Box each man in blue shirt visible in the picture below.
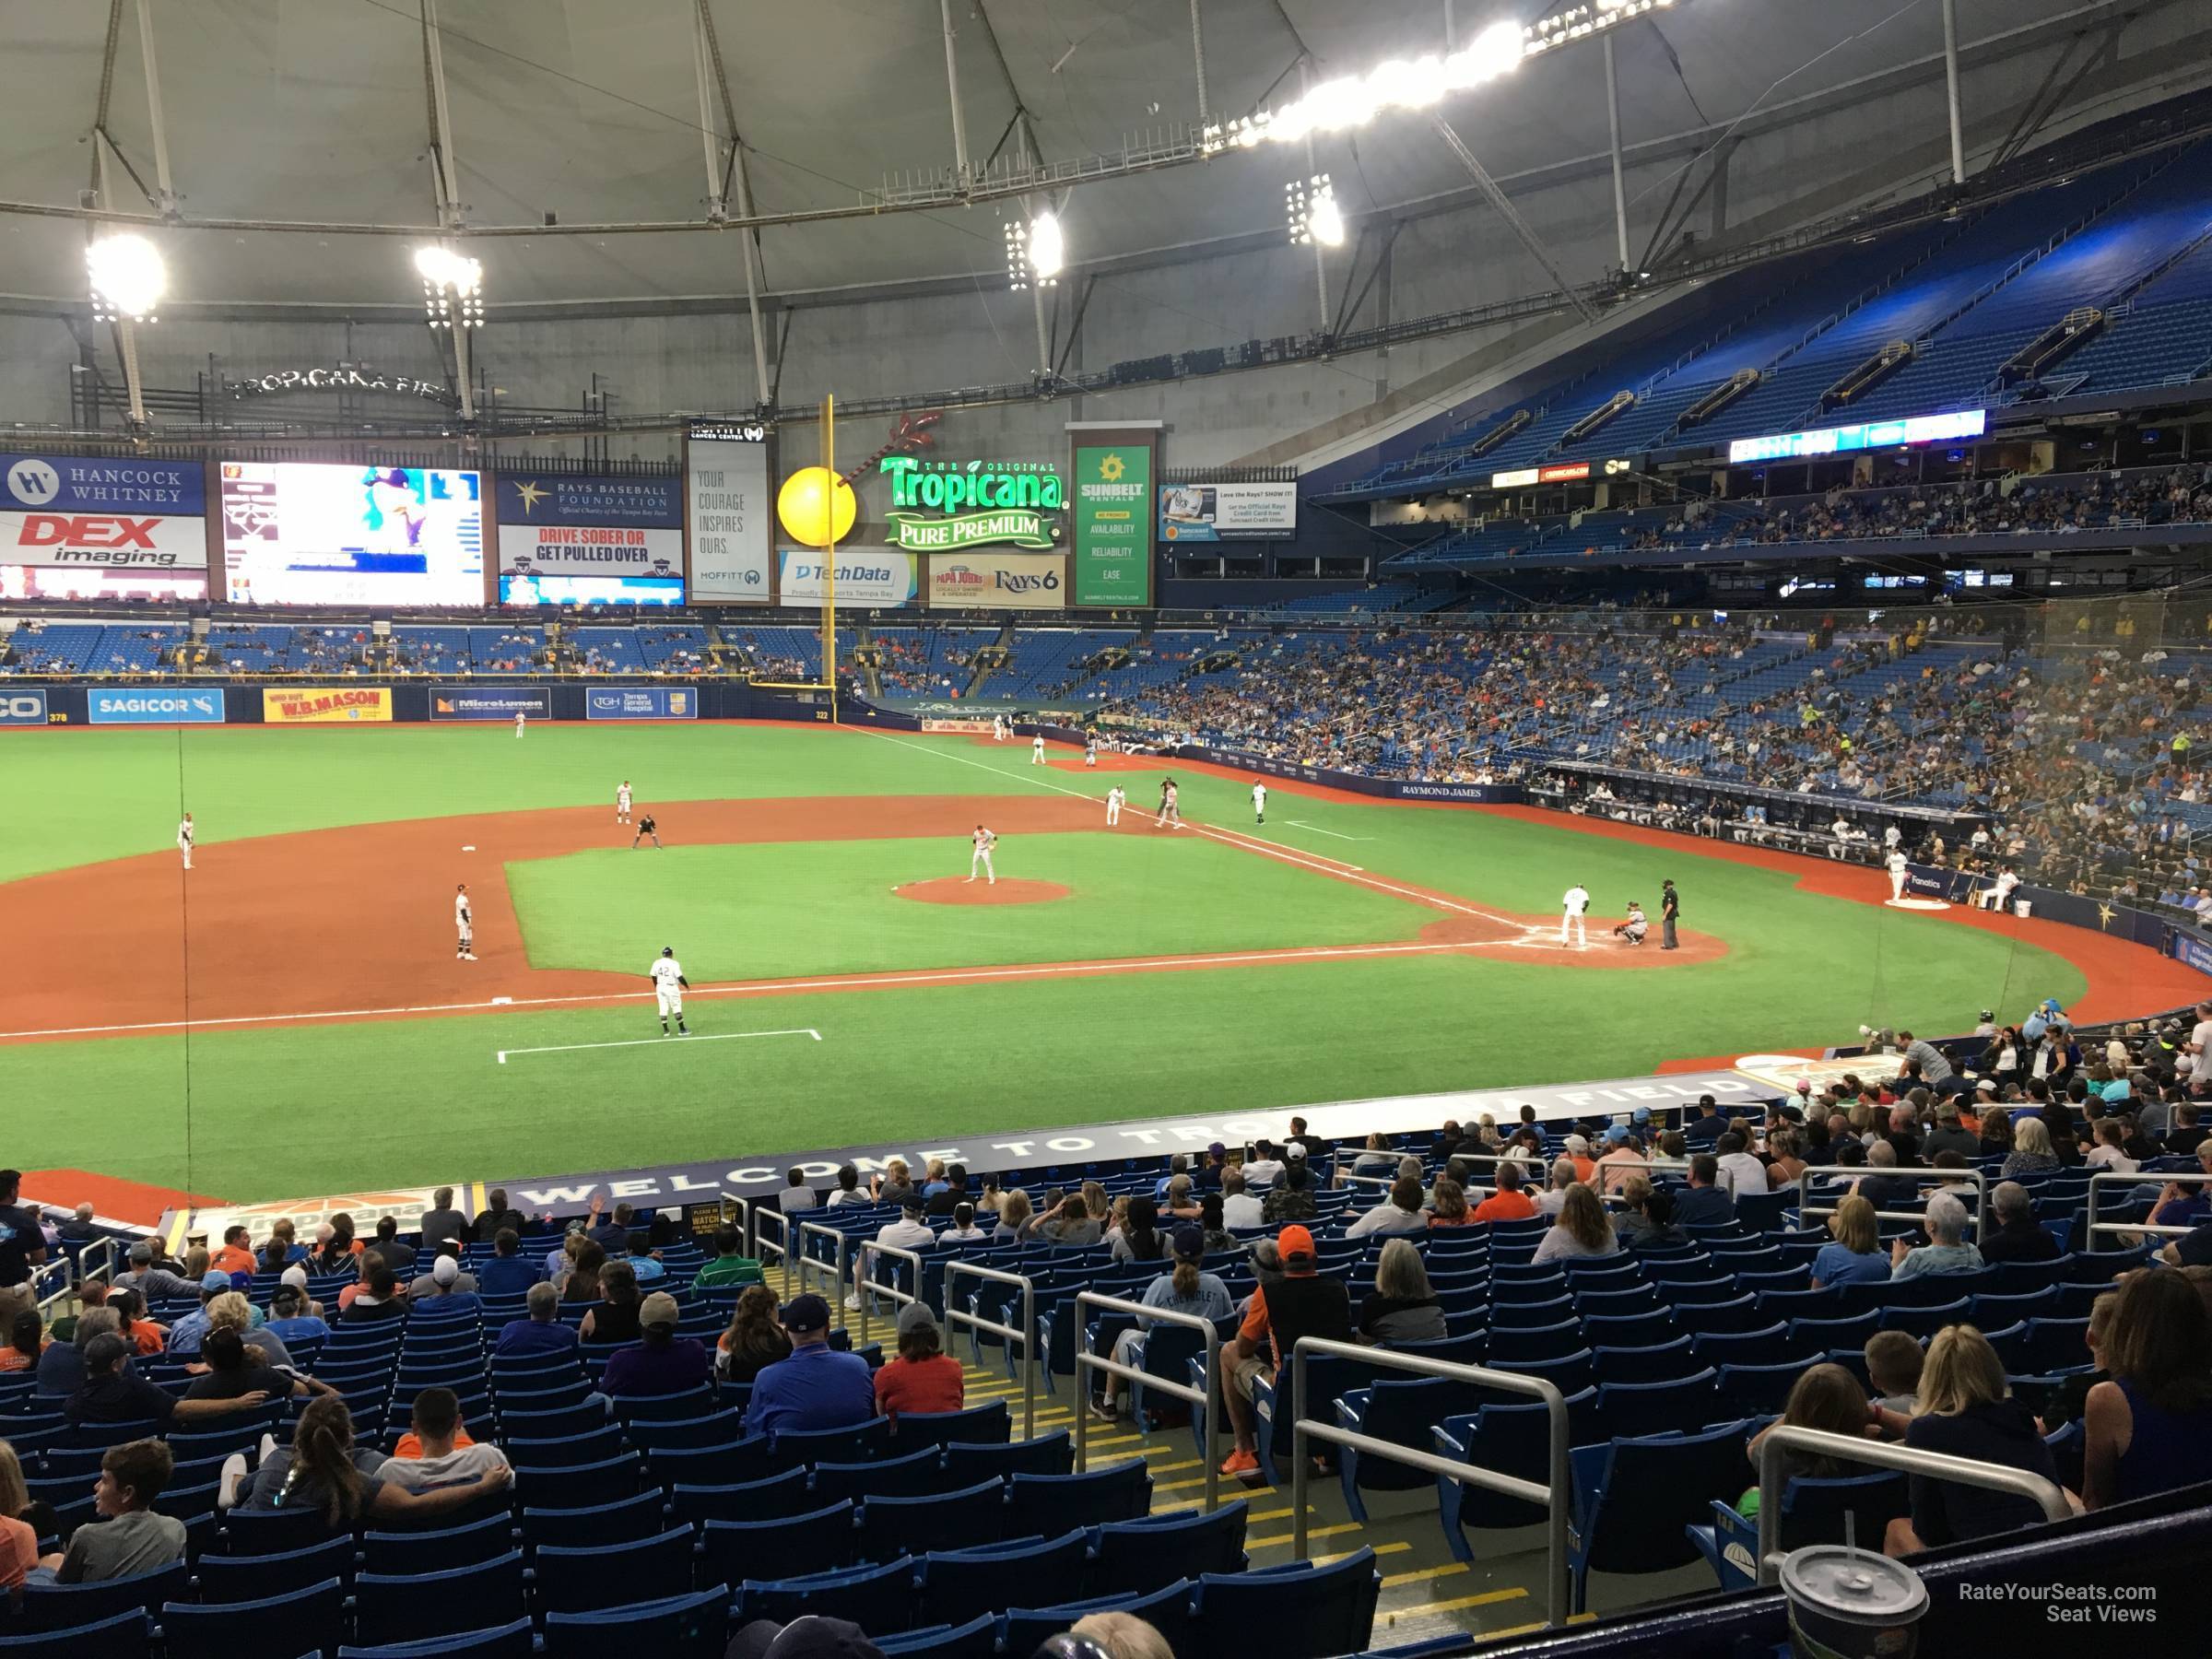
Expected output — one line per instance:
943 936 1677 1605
495 1282 580 1358
477 1230 543 1298
162 1272 236 1357
1682 1096 1726 1150
1674 1155 1736 1228
742 1294 875 1438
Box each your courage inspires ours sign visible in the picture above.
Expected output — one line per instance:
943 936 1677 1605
881 455 1062 552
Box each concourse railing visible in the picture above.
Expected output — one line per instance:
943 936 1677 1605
1288 1338 1571 1629
1795 1164 1987 1237
795 1219 857 1313
851 1240 926 1347
2082 1167 2209 1249
1753 1425 2071 1583
943 1260 1040 1441
1074 1290 1224 1515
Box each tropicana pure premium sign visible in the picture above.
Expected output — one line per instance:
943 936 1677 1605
880 455 1063 552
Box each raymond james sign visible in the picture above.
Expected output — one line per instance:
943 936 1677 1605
229 367 458 406
881 455 1063 552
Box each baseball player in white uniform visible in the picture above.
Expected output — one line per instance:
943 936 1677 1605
1252 782 1268 824
454 884 476 960
514 710 526 739
176 812 194 871
1883 825 1901 853
1085 733 1099 769
651 947 689 1036
1886 849 1911 901
1978 865 2022 912
1560 883 1590 948
992 714 1007 743
1106 785 1125 826
1031 734 1046 766
1156 780 1180 829
968 825 997 885
616 781 632 825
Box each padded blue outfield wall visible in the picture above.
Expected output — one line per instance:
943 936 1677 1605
1904 863 2212 980
6 679 924 728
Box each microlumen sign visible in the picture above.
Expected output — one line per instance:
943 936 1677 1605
880 455 1064 552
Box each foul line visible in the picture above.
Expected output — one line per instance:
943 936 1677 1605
1283 819 1371 842
498 1027 822 1063
855 728 1525 928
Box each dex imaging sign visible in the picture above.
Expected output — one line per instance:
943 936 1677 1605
88 688 225 726
1 452 208 571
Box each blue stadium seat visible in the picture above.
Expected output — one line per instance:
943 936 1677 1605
944 1431 1072 1482
700 1500 859 1586
1568 1421 1755 1611
218 1507 338 1557
1688 1471 1909 1592
1191 1549 1382 1657
337 1618 536 1659
355 1553 525 1647
359 1512 512 1575
1005 1460 1151 1536
1718 1360 1816 1416
535 1527 698 1616
1593 1336 1705 1384
18 1561 188 1631
1000 1580 1195 1656
159 1577 346 1659
893 1401 1009 1450
916 1528 1091 1627
194 1535 356 1599
1878 1297 1973 1339
768 1418 892 1470
0 1612 147 1659
1432 1392 1601 1561
815 1445 948 1505
542 1585 730 1659
1594 1371 1721 1438
519 1488 668 1547
1088 1499 1251 1597
512 1452 641 1509
859 1477 1008 1559
873 1614 1000 1659
733 1556 916 1636
1336 1378 1494 1516
669 1466 818 1526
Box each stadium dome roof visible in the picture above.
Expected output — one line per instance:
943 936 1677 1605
0 0 2195 313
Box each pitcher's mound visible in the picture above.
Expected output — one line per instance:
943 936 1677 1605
896 877 1071 906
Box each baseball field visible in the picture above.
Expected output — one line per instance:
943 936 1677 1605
0 719 2174 1206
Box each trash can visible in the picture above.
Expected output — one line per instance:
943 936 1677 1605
2014 900 2033 918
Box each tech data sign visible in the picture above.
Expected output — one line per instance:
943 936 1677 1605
880 456 1063 553
0 453 208 570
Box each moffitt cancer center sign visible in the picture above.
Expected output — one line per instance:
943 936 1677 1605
880 456 1063 552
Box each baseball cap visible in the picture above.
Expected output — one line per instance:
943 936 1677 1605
901 1193 925 1215
1603 1125 1630 1146
1566 1134 1591 1155
1206 1141 1226 1156
432 1255 459 1286
1285 1142 1308 1160
127 1241 152 1264
1276 1224 1316 1265
783 1293 831 1335
1171 1224 1206 1260
281 1263 309 1290
724 1616 886 1659
896 1301 939 1339
1631 1106 1653 1125
1975 1077 1999 1095
640 1291 680 1329
201 1270 231 1293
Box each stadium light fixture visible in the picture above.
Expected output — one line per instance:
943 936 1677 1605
1287 175 1346 247
87 233 165 323
1004 207 1064 290
415 243 484 328
1204 3 1671 150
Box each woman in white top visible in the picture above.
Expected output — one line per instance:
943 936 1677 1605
2083 1119 2140 1174
1531 1183 1621 1265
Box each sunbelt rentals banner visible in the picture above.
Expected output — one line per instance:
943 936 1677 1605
263 686 394 724
777 549 916 606
924 552 1066 611
1072 442 1152 606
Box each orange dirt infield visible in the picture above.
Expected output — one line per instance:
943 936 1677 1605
896 877 1071 905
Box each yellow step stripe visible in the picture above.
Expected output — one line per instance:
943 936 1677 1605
1248 1522 1366 1548
1388 1586 1529 1618
1148 1460 1201 1475
1314 1542 1411 1567
1382 1560 1469 1590
1247 1505 1318 1524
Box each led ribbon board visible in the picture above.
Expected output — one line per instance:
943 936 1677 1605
1728 409 1987 465
880 456 1064 552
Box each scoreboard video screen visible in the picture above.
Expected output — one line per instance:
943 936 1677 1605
219 462 483 606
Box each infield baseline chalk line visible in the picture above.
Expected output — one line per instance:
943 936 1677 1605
498 1028 822 1064
1283 819 1371 842
855 729 1526 929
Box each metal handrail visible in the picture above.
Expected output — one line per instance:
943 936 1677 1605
1795 1164 1987 1236
712 1192 752 1258
944 1260 1039 1441
1289 1337 1571 1629
31 1258 73 1324
1074 1289 1223 1515
2083 1167 2209 1245
751 1206 794 1277
853 1240 925 1347
82 1236 119 1289
1754 1424 2071 1583
796 1220 855 1316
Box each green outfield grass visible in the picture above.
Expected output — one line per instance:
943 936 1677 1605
0 722 2091 1200
506 832 1437 980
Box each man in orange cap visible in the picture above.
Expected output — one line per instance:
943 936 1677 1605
1217 1223 1352 1478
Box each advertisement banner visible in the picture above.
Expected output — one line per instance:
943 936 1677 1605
1072 443 1152 606
219 463 481 606
262 686 393 724
0 565 207 603
0 510 209 571
496 473 680 530
776 549 917 607
1158 480 1298 542
1 453 206 514
429 687 552 723
924 552 1066 611
686 431 772 603
497 524 685 581
921 718 994 734
88 688 226 726
2174 931 2212 978
586 687 699 721
0 689 49 727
